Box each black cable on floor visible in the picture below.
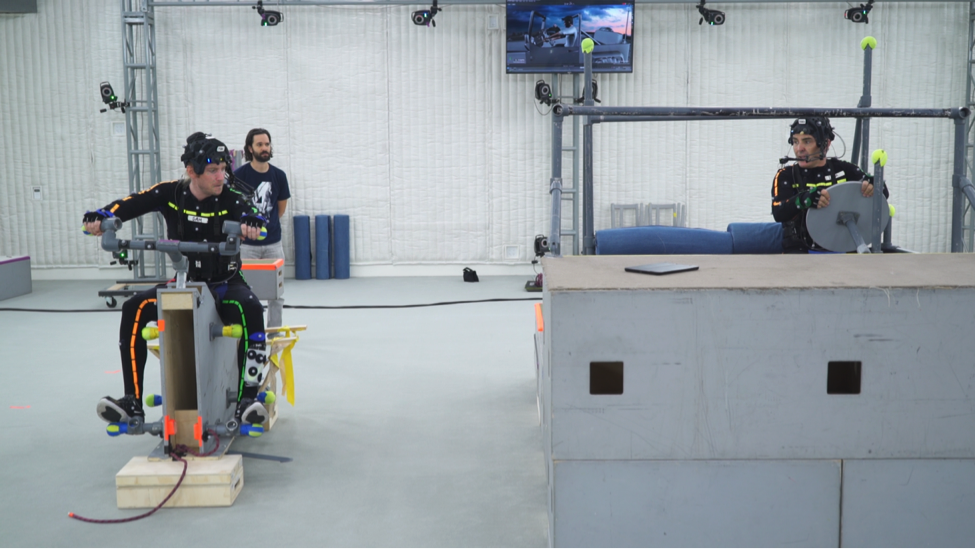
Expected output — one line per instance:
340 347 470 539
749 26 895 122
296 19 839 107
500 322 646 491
0 297 542 314
284 297 542 310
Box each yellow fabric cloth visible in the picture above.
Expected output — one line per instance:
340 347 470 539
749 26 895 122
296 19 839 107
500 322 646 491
269 328 299 406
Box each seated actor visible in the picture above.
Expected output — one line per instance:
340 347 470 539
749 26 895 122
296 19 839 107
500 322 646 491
83 132 271 427
771 116 888 252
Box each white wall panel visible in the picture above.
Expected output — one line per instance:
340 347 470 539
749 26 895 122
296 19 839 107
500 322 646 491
0 1 127 268
0 1 968 269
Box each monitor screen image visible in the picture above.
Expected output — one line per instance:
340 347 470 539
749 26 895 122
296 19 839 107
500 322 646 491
506 0 634 74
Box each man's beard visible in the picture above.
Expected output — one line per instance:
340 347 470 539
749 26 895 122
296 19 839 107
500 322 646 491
256 151 272 162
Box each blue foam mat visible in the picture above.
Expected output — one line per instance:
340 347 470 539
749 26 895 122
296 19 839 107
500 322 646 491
596 226 734 255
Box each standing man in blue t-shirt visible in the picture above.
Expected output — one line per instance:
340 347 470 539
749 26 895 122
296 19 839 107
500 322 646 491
234 128 291 332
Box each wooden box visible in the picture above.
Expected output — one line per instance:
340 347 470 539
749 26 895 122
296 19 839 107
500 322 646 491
116 455 243 509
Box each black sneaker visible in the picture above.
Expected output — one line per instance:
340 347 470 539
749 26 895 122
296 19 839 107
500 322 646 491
97 395 145 424
235 398 269 425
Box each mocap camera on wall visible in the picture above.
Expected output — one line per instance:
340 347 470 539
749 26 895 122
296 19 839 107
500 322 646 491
696 1 725 25
412 0 441 27
844 0 874 23
253 1 282 26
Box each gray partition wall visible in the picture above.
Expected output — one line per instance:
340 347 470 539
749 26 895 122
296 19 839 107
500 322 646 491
539 253 975 547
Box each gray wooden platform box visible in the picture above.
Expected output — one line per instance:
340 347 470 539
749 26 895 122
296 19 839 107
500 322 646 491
540 254 975 548
0 256 31 301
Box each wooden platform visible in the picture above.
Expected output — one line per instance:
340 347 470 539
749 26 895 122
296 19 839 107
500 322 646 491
116 454 243 509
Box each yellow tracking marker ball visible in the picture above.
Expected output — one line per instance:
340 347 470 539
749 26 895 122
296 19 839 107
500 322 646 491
582 38 594 54
889 205 896 218
871 149 888 167
861 36 877 50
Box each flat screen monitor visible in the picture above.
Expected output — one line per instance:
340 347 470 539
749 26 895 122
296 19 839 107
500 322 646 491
506 0 634 74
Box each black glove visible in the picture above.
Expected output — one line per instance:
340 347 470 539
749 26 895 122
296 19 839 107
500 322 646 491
240 213 266 229
794 188 822 210
82 209 113 224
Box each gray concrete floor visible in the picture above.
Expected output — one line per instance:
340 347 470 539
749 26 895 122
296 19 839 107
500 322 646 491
0 276 548 547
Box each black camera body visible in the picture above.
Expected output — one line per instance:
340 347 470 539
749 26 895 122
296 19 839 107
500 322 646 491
111 250 138 271
253 1 282 26
844 6 869 23
844 0 873 24
98 81 128 113
412 1 441 27
534 80 554 106
99 82 117 104
412 10 433 26
699 8 725 25
261 10 282 26
534 235 549 257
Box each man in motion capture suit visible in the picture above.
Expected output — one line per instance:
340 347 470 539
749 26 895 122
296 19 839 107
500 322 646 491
83 132 271 427
771 116 889 253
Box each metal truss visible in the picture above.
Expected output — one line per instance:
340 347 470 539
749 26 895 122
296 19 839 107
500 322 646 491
121 0 165 279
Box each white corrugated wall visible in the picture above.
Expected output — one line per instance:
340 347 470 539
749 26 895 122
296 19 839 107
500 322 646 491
0 1 968 269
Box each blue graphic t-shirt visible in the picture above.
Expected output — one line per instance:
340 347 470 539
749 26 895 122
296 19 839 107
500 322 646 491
233 163 291 245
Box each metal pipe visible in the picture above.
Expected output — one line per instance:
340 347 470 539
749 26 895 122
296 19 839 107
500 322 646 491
582 43 595 255
149 0 975 6
591 115 766 123
871 157 884 252
559 106 963 119
855 39 874 172
953 116 969 251
571 75 581 256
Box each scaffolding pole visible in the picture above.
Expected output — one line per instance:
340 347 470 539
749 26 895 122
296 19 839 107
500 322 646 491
122 0 165 279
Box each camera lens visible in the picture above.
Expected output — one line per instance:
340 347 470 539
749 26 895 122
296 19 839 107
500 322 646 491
412 11 428 25
711 11 725 25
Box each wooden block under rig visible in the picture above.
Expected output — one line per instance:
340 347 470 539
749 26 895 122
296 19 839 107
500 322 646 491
116 454 243 509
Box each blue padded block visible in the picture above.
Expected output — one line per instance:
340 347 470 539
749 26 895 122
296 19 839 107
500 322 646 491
595 226 734 255
726 222 784 254
315 215 331 280
333 214 350 279
293 215 312 280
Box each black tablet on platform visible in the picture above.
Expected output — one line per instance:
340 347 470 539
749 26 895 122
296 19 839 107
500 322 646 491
624 262 699 275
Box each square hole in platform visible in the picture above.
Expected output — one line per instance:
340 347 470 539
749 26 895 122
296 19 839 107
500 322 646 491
590 362 624 395
827 361 861 394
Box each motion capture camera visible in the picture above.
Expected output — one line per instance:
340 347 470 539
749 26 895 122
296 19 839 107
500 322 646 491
844 0 873 24
111 249 138 271
534 235 550 257
253 1 282 26
98 81 128 114
534 80 555 106
696 1 725 25
412 0 441 27
100 82 117 104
